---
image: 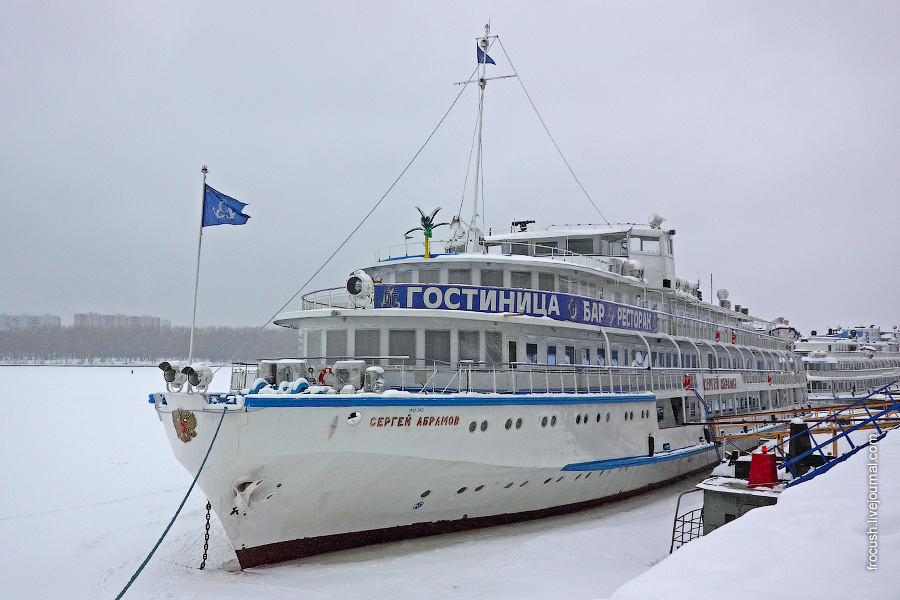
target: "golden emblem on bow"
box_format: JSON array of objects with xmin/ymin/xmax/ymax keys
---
[{"xmin": 172, "ymin": 408, "xmax": 197, "ymax": 443}]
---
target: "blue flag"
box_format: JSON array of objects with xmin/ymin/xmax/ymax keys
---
[
  {"xmin": 477, "ymin": 46, "xmax": 495, "ymax": 65},
  {"xmin": 202, "ymin": 184, "xmax": 250, "ymax": 227}
]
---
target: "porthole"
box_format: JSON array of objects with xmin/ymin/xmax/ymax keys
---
[
  {"xmin": 542, "ymin": 416, "xmax": 548, "ymax": 427},
  {"xmin": 596, "ymin": 413, "xmax": 601, "ymax": 423},
  {"xmin": 630, "ymin": 411, "xmax": 634, "ymax": 420},
  {"xmin": 584, "ymin": 413, "xmax": 589, "ymax": 423},
  {"xmin": 624, "ymin": 412, "xmax": 628, "ymax": 421},
  {"xmin": 585, "ymin": 472, "xmax": 592, "ymax": 479},
  {"xmin": 576, "ymin": 414, "xmax": 581, "ymax": 424},
  {"xmin": 543, "ymin": 478, "xmax": 552, "ymax": 484},
  {"xmin": 556, "ymin": 476, "xmax": 564, "ymax": 482},
  {"xmin": 474, "ymin": 485, "xmax": 484, "ymax": 491},
  {"xmin": 516, "ymin": 418, "xmax": 522, "ymax": 429},
  {"xmin": 505, "ymin": 418, "xmax": 512, "ymax": 430},
  {"xmin": 551, "ymin": 415, "xmax": 557, "ymax": 426},
  {"xmin": 480, "ymin": 420, "xmax": 488, "ymax": 432},
  {"xmin": 606, "ymin": 413, "xmax": 610, "ymax": 422},
  {"xmin": 504, "ymin": 482, "xmax": 514, "ymax": 489},
  {"xmin": 519, "ymin": 481, "xmax": 528, "ymax": 487},
  {"xmin": 457, "ymin": 487, "xmax": 467, "ymax": 494},
  {"xmin": 575, "ymin": 474, "xmax": 582, "ymax": 480},
  {"xmin": 469, "ymin": 421, "xmax": 477, "ymax": 432},
  {"xmin": 421, "ymin": 490, "xmax": 431, "ymax": 498}
]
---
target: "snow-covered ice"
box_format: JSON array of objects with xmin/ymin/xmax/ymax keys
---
[
  {"xmin": 0, "ymin": 366, "xmax": 700, "ymax": 599},
  {"xmin": 2, "ymin": 366, "xmax": 896, "ymax": 599}
]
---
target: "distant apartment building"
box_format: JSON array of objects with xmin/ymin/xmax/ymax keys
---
[
  {"xmin": 0, "ymin": 313, "xmax": 62, "ymax": 330},
  {"xmin": 74, "ymin": 313, "xmax": 172, "ymax": 328}
]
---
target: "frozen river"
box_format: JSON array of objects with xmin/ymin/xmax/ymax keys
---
[{"xmin": 0, "ymin": 365, "xmax": 705, "ymax": 599}]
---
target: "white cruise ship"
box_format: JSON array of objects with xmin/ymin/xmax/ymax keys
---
[
  {"xmin": 149, "ymin": 26, "xmax": 808, "ymax": 568},
  {"xmin": 794, "ymin": 325, "xmax": 900, "ymax": 402}
]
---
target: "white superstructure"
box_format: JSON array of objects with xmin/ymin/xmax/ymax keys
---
[{"xmin": 150, "ymin": 26, "xmax": 809, "ymax": 568}]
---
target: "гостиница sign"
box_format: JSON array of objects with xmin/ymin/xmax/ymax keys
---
[{"xmin": 373, "ymin": 284, "xmax": 658, "ymax": 333}]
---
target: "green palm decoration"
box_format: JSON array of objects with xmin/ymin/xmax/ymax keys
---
[{"xmin": 405, "ymin": 206, "xmax": 449, "ymax": 258}]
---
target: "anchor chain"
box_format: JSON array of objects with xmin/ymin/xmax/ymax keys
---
[{"xmin": 199, "ymin": 500, "xmax": 211, "ymax": 570}]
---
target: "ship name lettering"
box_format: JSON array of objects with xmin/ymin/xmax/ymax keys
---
[
  {"xmin": 415, "ymin": 415, "xmax": 460, "ymax": 427},
  {"xmin": 370, "ymin": 416, "xmax": 414, "ymax": 427},
  {"xmin": 461, "ymin": 288, "xmax": 478, "ymax": 309},
  {"xmin": 721, "ymin": 377, "xmax": 737, "ymax": 390},
  {"xmin": 423, "ymin": 287, "xmax": 442, "ymax": 308},
  {"xmin": 480, "ymin": 289, "xmax": 497, "ymax": 311},
  {"xmin": 547, "ymin": 295, "xmax": 560, "ymax": 316},
  {"xmin": 406, "ymin": 286, "xmax": 423, "ymax": 306}
]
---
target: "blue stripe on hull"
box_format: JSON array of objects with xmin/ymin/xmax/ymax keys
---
[
  {"xmin": 240, "ymin": 392, "xmax": 655, "ymax": 408},
  {"xmin": 562, "ymin": 443, "xmax": 714, "ymax": 471}
]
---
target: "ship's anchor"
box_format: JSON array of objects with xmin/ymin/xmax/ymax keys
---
[{"xmin": 199, "ymin": 500, "xmax": 211, "ymax": 570}]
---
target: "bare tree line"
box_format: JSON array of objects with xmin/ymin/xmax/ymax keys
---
[{"xmin": 0, "ymin": 325, "xmax": 299, "ymax": 364}]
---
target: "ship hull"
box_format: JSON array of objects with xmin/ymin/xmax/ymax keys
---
[{"xmin": 154, "ymin": 390, "xmax": 721, "ymax": 568}]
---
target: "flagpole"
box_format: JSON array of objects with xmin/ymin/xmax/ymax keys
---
[{"xmin": 188, "ymin": 165, "xmax": 207, "ymax": 365}]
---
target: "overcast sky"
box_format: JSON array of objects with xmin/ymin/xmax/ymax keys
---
[{"xmin": 2, "ymin": 1, "xmax": 899, "ymax": 335}]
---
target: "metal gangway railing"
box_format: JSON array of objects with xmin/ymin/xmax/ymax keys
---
[{"xmin": 771, "ymin": 381, "xmax": 900, "ymax": 487}]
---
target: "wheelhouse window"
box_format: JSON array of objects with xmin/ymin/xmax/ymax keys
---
[
  {"xmin": 481, "ymin": 269, "xmax": 503, "ymax": 287},
  {"xmin": 534, "ymin": 240, "xmax": 558, "ymax": 256},
  {"xmin": 566, "ymin": 237, "xmax": 594, "ymax": 255},
  {"xmin": 389, "ymin": 330, "xmax": 416, "ymax": 365},
  {"xmin": 395, "ymin": 270, "xmax": 412, "ymax": 283},
  {"xmin": 458, "ymin": 330, "xmax": 480, "ymax": 361}
]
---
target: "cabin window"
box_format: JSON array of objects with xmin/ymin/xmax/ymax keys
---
[
  {"xmin": 582, "ymin": 348, "xmax": 590, "ymax": 365},
  {"xmin": 307, "ymin": 330, "xmax": 322, "ymax": 359},
  {"xmin": 611, "ymin": 349, "xmax": 619, "ymax": 366},
  {"xmin": 564, "ymin": 346, "xmax": 575, "ymax": 365},
  {"xmin": 395, "ymin": 270, "xmax": 412, "ymax": 283},
  {"xmin": 560, "ymin": 275, "xmax": 581, "ymax": 295},
  {"xmin": 458, "ymin": 331, "xmax": 480, "ymax": 361},
  {"xmin": 629, "ymin": 237, "xmax": 660, "ymax": 254},
  {"xmin": 508, "ymin": 340, "xmax": 518, "ymax": 363},
  {"xmin": 389, "ymin": 330, "xmax": 416, "ymax": 365},
  {"xmin": 526, "ymin": 343, "xmax": 538, "ymax": 364},
  {"xmin": 567, "ymin": 237, "xmax": 594, "ymax": 255},
  {"xmin": 538, "ymin": 272, "xmax": 555, "ymax": 291},
  {"xmin": 425, "ymin": 330, "xmax": 451, "ymax": 364},
  {"xmin": 481, "ymin": 269, "xmax": 503, "ymax": 287},
  {"xmin": 448, "ymin": 269, "xmax": 472, "ymax": 285},
  {"xmin": 547, "ymin": 346, "xmax": 557, "ymax": 365},
  {"xmin": 667, "ymin": 237, "xmax": 673, "ymax": 255},
  {"xmin": 326, "ymin": 330, "xmax": 347, "ymax": 359},
  {"xmin": 666, "ymin": 353, "xmax": 673, "ymax": 368},
  {"xmin": 485, "ymin": 331, "xmax": 503, "ymax": 363},
  {"xmin": 355, "ymin": 330, "xmax": 380, "ymax": 360},
  {"xmin": 418, "ymin": 269, "xmax": 440, "ymax": 284},
  {"xmin": 511, "ymin": 271, "xmax": 531, "ymax": 289},
  {"xmin": 534, "ymin": 240, "xmax": 557, "ymax": 256}
]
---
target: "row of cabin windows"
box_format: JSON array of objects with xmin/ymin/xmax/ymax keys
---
[
  {"xmin": 306, "ymin": 328, "xmax": 779, "ymax": 370},
  {"xmin": 389, "ymin": 268, "xmax": 604, "ymax": 300},
  {"xmin": 505, "ymin": 235, "xmax": 672, "ymax": 257}
]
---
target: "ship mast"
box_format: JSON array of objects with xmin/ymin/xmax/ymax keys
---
[{"xmin": 466, "ymin": 23, "xmax": 491, "ymax": 252}]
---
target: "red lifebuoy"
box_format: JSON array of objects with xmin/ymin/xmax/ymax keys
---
[
  {"xmin": 767, "ymin": 374, "xmax": 772, "ymax": 385},
  {"xmin": 732, "ymin": 332, "xmax": 737, "ymax": 344},
  {"xmin": 684, "ymin": 375, "xmax": 691, "ymax": 389},
  {"xmin": 319, "ymin": 367, "xmax": 334, "ymax": 385},
  {"xmin": 715, "ymin": 331, "xmax": 721, "ymax": 342}
]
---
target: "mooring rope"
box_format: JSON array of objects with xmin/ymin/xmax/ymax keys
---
[{"xmin": 115, "ymin": 406, "xmax": 228, "ymax": 599}]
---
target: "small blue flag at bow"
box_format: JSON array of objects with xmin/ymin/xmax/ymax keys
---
[
  {"xmin": 202, "ymin": 184, "xmax": 250, "ymax": 226},
  {"xmin": 477, "ymin": 46, "xmax": 495, "ymax": 65}
]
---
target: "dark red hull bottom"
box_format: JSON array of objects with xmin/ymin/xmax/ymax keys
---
[{"xmin": 234, "ymin": 462, "xmax": 713, "ymax": 569}]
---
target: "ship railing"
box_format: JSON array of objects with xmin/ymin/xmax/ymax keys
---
[
  {"xmin": 229, "ymin": 359, "xmax": 806, "ymax": 405},
  {"xmin": 300, "ymin": 287, "xmax": 355, "ymax": 310}
]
